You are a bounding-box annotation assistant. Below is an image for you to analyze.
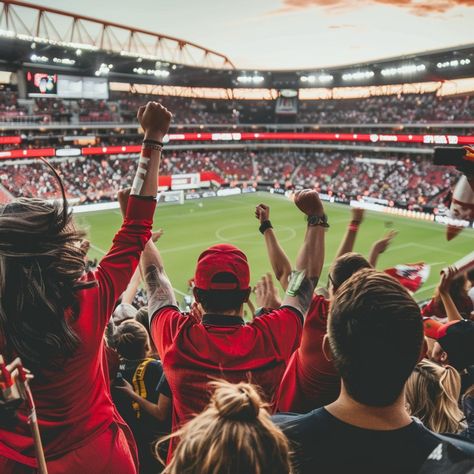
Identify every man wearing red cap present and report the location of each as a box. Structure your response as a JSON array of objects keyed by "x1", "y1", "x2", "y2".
[{"x1": 141, "y1": 190, "x2": 327, "y2": 443}]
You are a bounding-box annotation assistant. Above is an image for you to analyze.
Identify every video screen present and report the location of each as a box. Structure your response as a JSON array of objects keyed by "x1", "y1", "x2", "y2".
[{"x1": 26, "y1": 71, "x2": 58, "y2": 97}]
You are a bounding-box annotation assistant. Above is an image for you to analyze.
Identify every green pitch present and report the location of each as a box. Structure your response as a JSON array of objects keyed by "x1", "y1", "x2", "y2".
[{"x1": 76, "y1": 192, "x2": 474, "y2": 304}]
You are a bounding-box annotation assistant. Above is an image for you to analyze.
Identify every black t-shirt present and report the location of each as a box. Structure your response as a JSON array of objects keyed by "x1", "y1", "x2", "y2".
[
  {"x1": 276, "y1": 408, "x2": 440, "y2": 474},
  {"x1": 112, "y1": 358, "x2": 171, "y2": 473}
]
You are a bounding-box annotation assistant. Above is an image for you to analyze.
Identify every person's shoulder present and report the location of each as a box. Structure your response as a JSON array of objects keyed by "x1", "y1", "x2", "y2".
[{"x1": 275, "y1": 407, "x2": 329, "y2": 435}]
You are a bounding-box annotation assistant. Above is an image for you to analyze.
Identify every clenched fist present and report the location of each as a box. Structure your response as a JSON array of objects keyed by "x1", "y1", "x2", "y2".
[
  {"x1": 294, "y1": 189, "x2": 324, "y2": 217},
  {"x1": 137, "y1": 101, "x2": 172, "y2": 142},
  {"x1": 255, "y1": 204, "x2": 270, "y2": 223}
]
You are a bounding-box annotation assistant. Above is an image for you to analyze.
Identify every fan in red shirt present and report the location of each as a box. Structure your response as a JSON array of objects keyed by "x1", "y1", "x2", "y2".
[
  {"x1": 142, "y1": 189, "x2": 327, "y2": 456},
  {"x1": 0, "y1": 101, "x2": 172, "y2": 474},
  {"x1": 254, "y1": 204, "x2": 396, "y2": 413}
]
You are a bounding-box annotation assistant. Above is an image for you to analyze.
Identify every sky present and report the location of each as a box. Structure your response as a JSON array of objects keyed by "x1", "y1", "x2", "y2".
[{"x1": 25, "y1": 0, "x2": 474, "y2": 69}]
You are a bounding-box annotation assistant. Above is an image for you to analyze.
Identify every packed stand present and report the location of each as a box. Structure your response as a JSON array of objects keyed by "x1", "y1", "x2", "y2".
[
  {"x1": 1, "y1": 101, "x2": 473, "y2": 474},
  {"x1": 0, "y1": 150, "x2": 456, "y2": 210}
]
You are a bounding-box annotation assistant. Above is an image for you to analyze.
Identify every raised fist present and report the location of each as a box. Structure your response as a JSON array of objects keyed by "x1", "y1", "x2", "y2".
[
  {"x1": 351, "y1": 207, "x2": 365, "y2": 223},
  {"x1": 137, "y1": 101, "x2": 172, "y2": 141},
  {"x1": 255, "y1": 204, "x2": 270, "y2": 223},
  {"x1": 294, "y1": 189, "x2": 324, "y2": 217}
]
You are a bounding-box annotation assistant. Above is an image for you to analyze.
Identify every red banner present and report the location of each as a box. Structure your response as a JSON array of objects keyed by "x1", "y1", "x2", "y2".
[
  {"x1": 0, "y1": 136, "x2": 21, "y2": 145},
  {"x1": 1, "y1": 132, "x2": 474, "y2": 160}
]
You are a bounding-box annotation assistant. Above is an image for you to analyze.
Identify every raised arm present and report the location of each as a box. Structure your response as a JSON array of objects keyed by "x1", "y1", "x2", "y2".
[
  {"x1": 368, "y1": 230, "x2": 397, "y2": 268},
  {"x1": 255, "y1": 204, "x2": 292, "y2": 290},
  {"x1": 95, "y1": 102, "x2": 171, "y2": 322},
  {"x1": 438, "y1": 267, "x2": 463, "y2": 322},
  {"x1": 334, "y1": 207, "x2": 364, "y2": 260},
  {"x1": 282, "y1": 190, "x2": 326, "y2": 317}
]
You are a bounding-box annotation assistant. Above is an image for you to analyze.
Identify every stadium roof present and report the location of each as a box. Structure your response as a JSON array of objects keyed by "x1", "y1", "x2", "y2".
[{"x1": 0, "y1": 0, "x2": 473, "y2": 89}]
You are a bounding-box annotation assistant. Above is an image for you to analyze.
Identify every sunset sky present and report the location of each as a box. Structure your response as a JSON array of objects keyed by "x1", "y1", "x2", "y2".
[{"x1": 30, "y1": 0, "x2": 474, "y2": 69}]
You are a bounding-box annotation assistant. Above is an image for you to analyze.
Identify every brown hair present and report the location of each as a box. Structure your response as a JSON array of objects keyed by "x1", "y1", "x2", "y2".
[
  {"x1": 406, "y1": 359, "x2": 465, "y2": 434},
  {"x1": 329, "y1": 269, "x2": 423, "y2": 406},
  {"x1": 0, "y1": 161, "x2": 92, "y2": 370},
  {"x1": 329, "y1": 252, "x2": 372, "y2": 291},
  {"x1": 159, "y1": 381, "x2": 292, "y2": 474},
  {"x1": 114, "y1": 320, "x2": 150, "y2": 360}
]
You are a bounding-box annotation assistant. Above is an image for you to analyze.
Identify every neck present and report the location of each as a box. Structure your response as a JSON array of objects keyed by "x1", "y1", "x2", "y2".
[
  {"x1": 325, "y1": 382, "x2": 412, "y2": 430},
  {"x1": 206, "y1": 306, "x2": 243, "y2": 317}
]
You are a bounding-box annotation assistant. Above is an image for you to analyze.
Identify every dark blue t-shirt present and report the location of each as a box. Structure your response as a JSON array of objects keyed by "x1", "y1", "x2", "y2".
[{"x1": 276, "y1": 408, "x2": 440, "y2": 474}]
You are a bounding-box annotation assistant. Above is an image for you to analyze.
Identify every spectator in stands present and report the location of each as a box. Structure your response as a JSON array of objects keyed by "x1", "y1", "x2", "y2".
[
  {"x1": 255, "y1": 205, "x2": 393, "y2": 413},
  {"x1": 468, "y1": 269, "x2": 474, "y2": 307},
  {"x1": 406, "y1": 359, "x2": 465, "y2": 434},
  {"x1": 0, "y1": 101, "x2": 171, "y2": 473},
  {"x1": 142, "y1": 189, "x2": 326, "y2": 458},
  {"x1": 159, "y1": 381, "x2": 292, "y2": 474},
  {"x1": 113, "y1": 320, "x2": 171, "y2": 473},
  {"x1": 277, "y1": 269, "x2": 440, "y2": 474},
  {"x1": 423, "y1": 271, "x2": 474, "y2": 321}
]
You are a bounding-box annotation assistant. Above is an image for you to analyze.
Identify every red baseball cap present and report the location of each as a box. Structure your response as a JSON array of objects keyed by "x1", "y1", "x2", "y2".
[{"x1": 194, "y1": 244, "x2": 250, "y2": 291}]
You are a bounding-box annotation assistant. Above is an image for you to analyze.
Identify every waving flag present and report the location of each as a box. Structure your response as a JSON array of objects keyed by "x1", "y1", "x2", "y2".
[{"x1": 384, "y1": 263, "x2": 431, "y2": 293}]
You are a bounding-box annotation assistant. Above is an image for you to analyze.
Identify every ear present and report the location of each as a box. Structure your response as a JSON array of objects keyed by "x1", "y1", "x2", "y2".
[
  {"x1": 243, "y1": 288, "x2": 251, "y2": 303},
  {"x1": 322, "y1": 334, "x2": 333, "y2": 362},
  {"x1": 419, "y1": 337, "x2": 428, "y2": 362}
]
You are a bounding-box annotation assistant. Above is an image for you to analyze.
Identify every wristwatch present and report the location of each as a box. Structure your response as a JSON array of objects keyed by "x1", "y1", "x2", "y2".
[{"x1": 307, "y1": 214, "x2": 330, "y2": 228}]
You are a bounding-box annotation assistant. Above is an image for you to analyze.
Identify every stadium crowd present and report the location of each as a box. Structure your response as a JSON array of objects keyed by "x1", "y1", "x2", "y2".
[
  {"x1": 1, "y1": 87, "x2": 474, "y2": 124},
  {"x1": 0, "y1": 102, "x2": 473, "y2": 474},
  {"x1": 0, "y1": 150, "x2": 454, "y2": 211}
]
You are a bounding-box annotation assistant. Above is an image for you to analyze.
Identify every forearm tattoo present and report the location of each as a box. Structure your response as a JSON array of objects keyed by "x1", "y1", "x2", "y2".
[
  {"x1": 283, "y1": 270, "x2": 319, "y2": 316},
  {"x1": 146, "y1": 264, "x2": 177, "y2": 322}
]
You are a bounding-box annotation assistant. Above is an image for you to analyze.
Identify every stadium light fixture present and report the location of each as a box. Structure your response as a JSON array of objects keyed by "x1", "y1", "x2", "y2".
[
  {"x1": 237, "y1": 75, "x2": 265, "y2": 84},
  {"x1": 133, "y1": 67, "x2": 170, "y2": 78},
  {"x1": 30, "y1": 54, "x2": 49, "y2": 63},
  {"x1": 95, "y1": 63, "x2": 112, "y2": 76},
  {"x1": 437, "y1": 58, "x2": 471, "y2": 69},
  {"x1": 53, "y1": 57, "x2": 76, "y2": 65},
  {"x1": 342, "y1": 70, "x2": 375, "y2": 81},
  {"x1": 300, "y1": 74, "x2": 333, "y2": 84},
  {"x1": 381, "y1": 64, "x2": 426, "y2": 77}
]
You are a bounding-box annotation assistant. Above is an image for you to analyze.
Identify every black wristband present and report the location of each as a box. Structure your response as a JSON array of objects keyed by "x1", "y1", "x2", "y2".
[
  {"x1": 143, "y1": 138, "x2": 164, "y2": 147},
  {"x1": 259, "y1": 220, "x2": 273, "y2": 234}
]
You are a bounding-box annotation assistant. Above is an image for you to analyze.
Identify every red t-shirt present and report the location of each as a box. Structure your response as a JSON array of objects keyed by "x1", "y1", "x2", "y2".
[
  {"x1": 0, "y1": 196, "x2": 155, "y2": 467},
  {"x1": 151, "y1": 307, "x2": 303, "y2": 433},
  {"x1": 422, "y1": 296, "x2": 473, "y2": 320},
  {"x1": 275, "y1": 295, "x2": 340, "y2": 413}
]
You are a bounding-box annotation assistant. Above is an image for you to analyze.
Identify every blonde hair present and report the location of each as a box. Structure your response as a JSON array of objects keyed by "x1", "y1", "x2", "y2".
[
  {"x1": 158, "y1": 381, "x2": 292, "y2": 474},
  {"x1": 406, "y1": 359, "x2": 465, "y2": 433}
]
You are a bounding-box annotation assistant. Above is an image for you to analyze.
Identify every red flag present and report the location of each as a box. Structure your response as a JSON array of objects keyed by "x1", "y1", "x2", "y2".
[{"x1": 384, "y1": 263, "x2": 431, "y2": 293}]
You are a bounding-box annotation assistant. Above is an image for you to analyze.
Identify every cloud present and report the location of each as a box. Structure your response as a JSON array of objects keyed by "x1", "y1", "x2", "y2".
[
  {"x1": 278, "y1": 0, "x2": 474, "y2": 16},
  {"x1": 328, "y1": 23, "x2": 356, "y2": 29}
]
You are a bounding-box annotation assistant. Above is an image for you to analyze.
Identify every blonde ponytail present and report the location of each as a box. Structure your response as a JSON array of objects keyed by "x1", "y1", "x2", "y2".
[
  {"x1": 406, "y1": 359, "x2": 465, "y2": 434},
  {"x1": 157, "y1": 381, "x2": 292, "y2": 474}
]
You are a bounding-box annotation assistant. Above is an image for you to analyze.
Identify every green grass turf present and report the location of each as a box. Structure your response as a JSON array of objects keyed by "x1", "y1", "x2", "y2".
[{"x1": 75, "y1": 192, "x2": 474, "y2": 305}]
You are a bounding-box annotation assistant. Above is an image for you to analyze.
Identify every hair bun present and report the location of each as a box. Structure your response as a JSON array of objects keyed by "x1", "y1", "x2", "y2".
[{"x1": 212, "y1": 382, "x2": 261, "y2": 422}]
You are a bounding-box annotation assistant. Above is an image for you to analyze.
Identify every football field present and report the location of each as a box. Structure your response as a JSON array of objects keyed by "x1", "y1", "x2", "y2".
[{"x1": 76, "y1": 192, "x2": 474, "y2": 305}]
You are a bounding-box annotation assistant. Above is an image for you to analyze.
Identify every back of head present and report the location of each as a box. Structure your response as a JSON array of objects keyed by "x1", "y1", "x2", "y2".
[
  {"x1": 467, "y1": 268, "x2": 474, "y2": 284},
  {"x1": 162, "y1": 381, "x2": 292, "y2": 474},
  {"x1": 0, "y1": 196, "x2": 89, "y2": 370},
  {"x1": 328, "y1": 268, "x2": 423, "y2": 407},
  {"x1": 329, "y1": 252, "x2": 372, "y2": 292},
  {"x1": 193, "y1": 244, "x2": 251, "y2": 314},
  {"x1": 406, "y1": 359, "x2": 464, "y2": 434},
  {"x1": 114, "y1": 320, "x2": 150, "y2": 360}
]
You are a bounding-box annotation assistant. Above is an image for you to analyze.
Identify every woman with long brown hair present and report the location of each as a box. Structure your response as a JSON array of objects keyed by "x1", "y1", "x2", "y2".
[
  {"x1": 159, "y1": 381, "x2": 292, "y2": 474},
  {"x1": 406, "y1": 359, "x2": 466, "y2": 434},
  {"x1": 0, "y1": 101, "x2": 171, "y2": 473}
]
